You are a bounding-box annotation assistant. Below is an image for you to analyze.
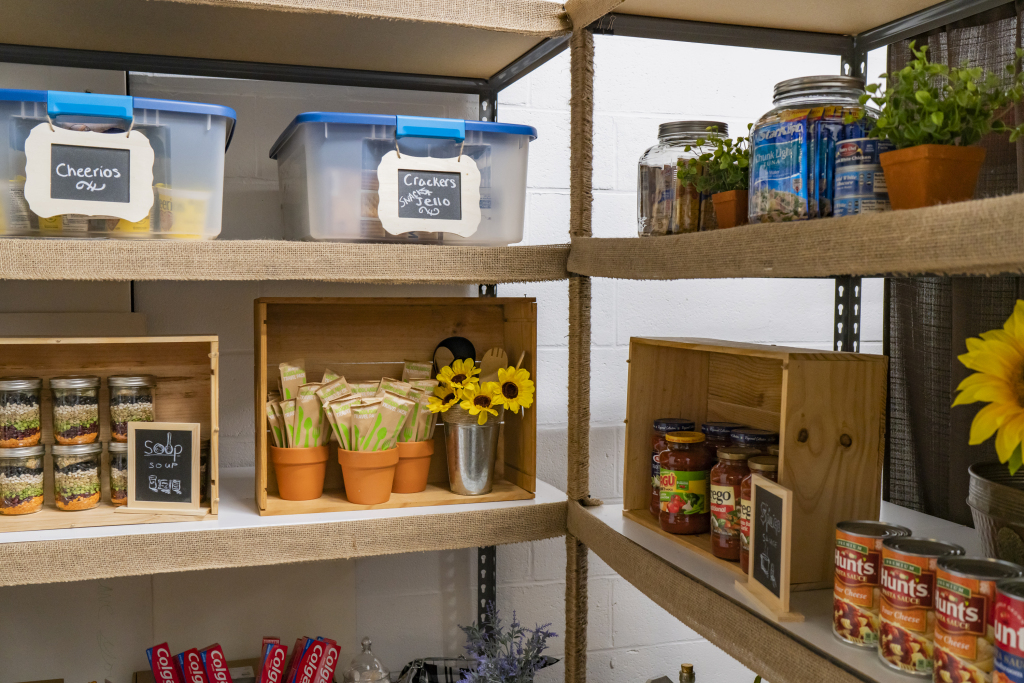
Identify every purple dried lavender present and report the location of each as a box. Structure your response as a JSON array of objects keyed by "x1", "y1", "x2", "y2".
[{"x1": 460, "y1": 603, "x2": 557, "y2": 683}]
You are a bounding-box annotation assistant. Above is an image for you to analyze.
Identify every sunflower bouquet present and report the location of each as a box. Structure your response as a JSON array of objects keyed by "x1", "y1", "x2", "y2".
[{"x1": 428, "y1": 357, "x2": 535, "y2": 425}]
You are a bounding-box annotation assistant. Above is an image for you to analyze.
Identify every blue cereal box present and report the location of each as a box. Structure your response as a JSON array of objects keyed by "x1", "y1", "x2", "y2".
[{"x1": 749, "y1": 110, "x2": 810, "y2": 223}]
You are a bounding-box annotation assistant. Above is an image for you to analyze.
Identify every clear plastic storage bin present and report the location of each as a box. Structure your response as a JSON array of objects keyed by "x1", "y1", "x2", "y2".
[
  {"x1": 270, "y1": 113, "x2": 536, "y2": 245},
  {"x1": 0, "y1": 89, "x2": 236, "y2": 239}
]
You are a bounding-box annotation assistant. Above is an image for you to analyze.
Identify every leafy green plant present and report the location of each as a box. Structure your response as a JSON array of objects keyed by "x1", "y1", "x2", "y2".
[
  {"x1": 853, "y1": 41, "x2": 1024, "y2": 148},
  {"x1": 676, "y1": 125, "x2": 752, "y2": 195}
]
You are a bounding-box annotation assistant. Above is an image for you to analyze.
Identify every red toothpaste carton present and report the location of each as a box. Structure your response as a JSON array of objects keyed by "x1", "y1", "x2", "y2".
[
  {"x1": 295, "y1": 639, "x2": 327, "y2": 683},
  {"x1": 313, "y1": 643, "x2": 341, "y2": 683},
  {"x1": 200, "y1": 644, "x2": 233, "y2": 683},
  {"x1": 258, "y1": 644, "x2": 288, "y2": 683},
  {"x1": 255, "y1": 639, "x2": 281, "y2": 681},
  {"x1": 177, "y1": 648, "x2": 209, "y2": 683},
  {"x1": 285, "y1": 638, "x2": 310, "y2": 683},
  {"x1": 148, "y1": 643, "x2": 185, "y2": 683}
]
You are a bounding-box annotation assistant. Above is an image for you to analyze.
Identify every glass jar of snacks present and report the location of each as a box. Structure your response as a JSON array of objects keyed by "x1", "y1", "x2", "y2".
[
  {"x1": 0, "y1": 377, "x2": 43, "y2": 447},
  {"x1": 740, "y1": 455, "x2": 779, "y2": 573},
  {"x1": 659, "y1": 431, "x2": 713, "y2": 535},
  {"x1": 638, "y1": 121, "x2": 729, "y2": 236},
  {"x1": 749, "y1": 76, "x2": 873, "y2": 223},
  {"x1": 108, "y1": 374, "x2": 156, "y2": 441},
  {"x1": 50, "y1": 375, "x2": 100, "y2": 445},
  {"x1": 710, "y1": 447, "x2": 758, "y2": 561},
  {"x1": 701, "y1": 422, "x2": 744, "y2": 458},
  {"x1": 52, "y1": 442, "x2": 102, "y2": 511},
  {"x1": 650, "y1": 418, "x2": 695, "y2": 518},
  {"x1": 0, "y1": 445, "x2": 45, "y2": 515},
  {"x1": 108, "y1": 441, "x2": 128, "y2": 506},
  {"x1": 730, "y1": 428, "x2": 779, "y2": 455}
]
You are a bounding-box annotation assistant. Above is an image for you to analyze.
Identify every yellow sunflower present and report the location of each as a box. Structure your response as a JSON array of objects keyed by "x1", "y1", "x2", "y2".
[
  {"x1": 460, "y1": 382, "x2": 501, "y2": 425},
  {"x1": 954, "y1": 300, "x2": 1024, "y2": 473},
  {"x1": 437, "y1": 358, "x2": 480, "y2": 390},
  {"x1": 492, "y1": 366, "x2": 535, "y2": 413},
  {"x1": 427, "y1": 385, "x2": 460, "y2": 413}
]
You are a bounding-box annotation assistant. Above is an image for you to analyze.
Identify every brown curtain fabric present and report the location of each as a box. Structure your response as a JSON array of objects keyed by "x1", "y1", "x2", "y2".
[{"x1": 885, "y1": 3, "x2": 1024, "y2": 525}]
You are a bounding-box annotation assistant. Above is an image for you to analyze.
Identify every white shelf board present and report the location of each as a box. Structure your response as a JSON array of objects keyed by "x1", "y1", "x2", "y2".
[{"x1": 576, "y1": 501, "x2": 983, "y2": 683}]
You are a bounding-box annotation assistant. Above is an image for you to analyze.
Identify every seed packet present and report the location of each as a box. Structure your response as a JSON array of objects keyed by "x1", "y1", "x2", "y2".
[
  {"x1": 377, "y1": 377, "x2": 412, "y2": 397},
  {"x1": 409, "y1": 379, "x2": 440, "y2": 392},
  {"x1": 278, "y1": 400, "x2": 297, "y2": 448},
  {"x1": 279, "y1": 359, "x2": 307, "y2": 400},
  {"x1": 326, "y1": 396, "x2": 361, "y2": 450},
  {"x1": 315, "y1": 378, "x2": 350, "y2": 405},
  {"x1": 293, "y1": 385, "x2": 324, "y2": 448},
  {"x1": 321, "y1": 367, "x2": 341, "y2": 384},
  {"x1": 266, "y1": 402, "x2": 284, "y2": 447},
  {"x1": 351, "y1": 404, "x2": 384, "y2": 452},
  {"x1": 372, "y1": 392, "x2": 415, "y2": 451},
  {"x1": 348, "y1": 381, "x2": 380, "y2": 399},
  {"x1": 405, "y1": 387, "x2": 437, "y2": 442},
  {"x1": 402, "y1": 361, "x2": 433, "y2": 382},
  {"x1": 749, "y1": 109, "x2": 810, "y2": 223}
]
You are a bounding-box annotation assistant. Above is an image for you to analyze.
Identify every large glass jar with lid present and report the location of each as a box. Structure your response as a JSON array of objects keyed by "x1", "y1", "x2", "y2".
[
  {"x1": 50, "y1": 375, "x2": 101, "y2": 445},
  {"x1": 748, "y1": 76, "x2": 874, "y2": 224},
  {"x1": 108, "y1": 374, "x2": 156, "y2": 442},
  {"x1": 52, "y1": 442, "x2": 102, "y2": 511},
  {"x1": 638, "y1": 120, "x2": 728, "y2": 236},
  {"x1": 0, "y1": 377, "x2": 42, "y2": 447},
  {"x1": 0, "y1": 445, "x2": 45, "y2": 514}
]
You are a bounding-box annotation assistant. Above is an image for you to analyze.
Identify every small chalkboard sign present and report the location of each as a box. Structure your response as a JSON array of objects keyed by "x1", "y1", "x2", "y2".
[
  {"x1": 126, "y1": 422, "x2": 201, "y2": 512},
  {"x1": 51, "y1": 143, "x2": 130, "y2": 203},
  {"x1": 397, "y1": 170, "x2": 461, "y2": 220},
  {"x1": 376, "y1": 150, "x2": 481, "y2": 238}
]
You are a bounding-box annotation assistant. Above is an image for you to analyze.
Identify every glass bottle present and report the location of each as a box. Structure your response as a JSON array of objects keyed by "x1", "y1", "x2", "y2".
[
  {"x1": 649, "y1": 418, "x2": 695, "y2": 518},
  {"x1": 740, "y1": 455, "x2": 779, "y2": 573},
  {"x1": 638, "y1": 121, "x2": 729, "y2": 236},
  {"x1": 659, "y1": 431, "x2": 713, "y2": 535},
  {"x1": 710, "y1": 447, "x2": 757, "y2": 560},
  {"x1": 52, "y1": 442, "x2": 102, "y2": 511},
  {"x1": 108, "y1": 374, "x2": 156, "y2": 442},
  {"x1": 50, "y1": 375, "x2": 101, "y2": 445},
  {"x1": 0, "y1": 377, "x2": 42, "y2": 447},
  {"x1": 342, "y1": 637, "x2": 389, "y2": 683},
  {"x1": 0, "y1": 444, "x2": 45, "y2": 514}
]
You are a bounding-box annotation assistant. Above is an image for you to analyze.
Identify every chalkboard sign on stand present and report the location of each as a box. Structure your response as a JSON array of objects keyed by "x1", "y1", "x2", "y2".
[
  {"x1": 734, "y1": 475, "x2": 803, "y2": 622},
  {"x1": 123, "y1": 422, "x2": 202, "y2": 513}
]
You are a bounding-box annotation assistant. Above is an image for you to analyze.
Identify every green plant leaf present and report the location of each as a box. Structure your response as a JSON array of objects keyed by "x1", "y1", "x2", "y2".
[{"x1": 1010, "y1": 444, "x2": 1023, "y2": 476}]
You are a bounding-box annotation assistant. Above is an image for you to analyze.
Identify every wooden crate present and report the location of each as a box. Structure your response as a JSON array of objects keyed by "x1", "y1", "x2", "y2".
[
  {"x1": 0, "y1": 336, "x2": 219, "y2": 532},
  {"x1": 623, "y1": 337, "x2": 887, "y2": 590},
  {"x1": 254, "y1": 297, "x2": 537, "y2": 515}
]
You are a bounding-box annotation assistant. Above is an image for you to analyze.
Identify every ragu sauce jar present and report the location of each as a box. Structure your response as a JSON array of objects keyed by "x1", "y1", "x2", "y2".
[
  {"x1": 658, "y1": 431, "x2": 713, "y2": 535},
  {"x1": 649, "y1": 418, "x2": 695, "y2": 519},
  {"x1": 994, "y1": 577, "x2": 1024, "y2": 683},
  {"x1": 740, "y1": 456, "x2": 779, "y2": 573},
  {"x1": 709, "y1": 446, "x2": 758, "y2": 561},
  {"x1": 934, "y1": 557, "x2": 1024, "y2": 683},
  {"x1": 833, "y1": 521, "x2": 911, "y2": 647},
  {"x1": 879, "y1": 537, "x2": 965, "y2": 676},
  {"x1": 701, "y1": 422, "x2": 744, "y2": 457}
]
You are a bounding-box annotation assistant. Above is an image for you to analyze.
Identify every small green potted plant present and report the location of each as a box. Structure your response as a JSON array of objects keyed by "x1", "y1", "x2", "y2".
[
  {"x1": 677, "y1": 125, "x2": 752, "y2": 228},
  {"x1": 854, "y1": 41, "x2": 1024, "y2": 210}
]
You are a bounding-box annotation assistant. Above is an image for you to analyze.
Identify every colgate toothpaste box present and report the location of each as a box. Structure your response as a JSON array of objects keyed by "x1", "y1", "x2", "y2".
[
  {"x1": 258, "y1": 644, "x2": 288, "y2": 683},
  {"x1": 147, "y1": 643, "x2": 184, "y2": 683},
  {"x1": 313, "y1": 643, "x2": 341, "y2": 683},
  {"x1": 284, "y1": 638, "x2": 311, "y2": 683},
  {"x1": 255, "y1": 639, "x2": 281, "y2": 681},
  {"x1": 199, "y1": 644, "x2": 232, "y2": 683},
  {"x1": 295, "y1": 640, "x2": 327, "y2": 683},
  {"x1": 176, "y1": 649, "x2": 209, "y2": 683}
]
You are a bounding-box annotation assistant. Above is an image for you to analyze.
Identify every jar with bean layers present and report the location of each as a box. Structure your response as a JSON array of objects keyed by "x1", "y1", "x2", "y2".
[
  {"x1": 0, "y1": 445, "x2": 45, "y2": 514},
  {"x1": 0, "y1": 377, "x2": 42, "y2": 447},
  {"x1": 108, "y1": 374, "x2": 156, "y2": 442},
  {"x1": 650, "y1": 418, "x2": 696, "y2": 518},
  {"x1": 52, "y1": 442, "x2": 102, "y2": 511},
  {"x1": 108, "y1": 441, "x2": 128, "y2": 506},
  {"x1": 50, "y1": 375, "x2": 100, "y2": 445}
]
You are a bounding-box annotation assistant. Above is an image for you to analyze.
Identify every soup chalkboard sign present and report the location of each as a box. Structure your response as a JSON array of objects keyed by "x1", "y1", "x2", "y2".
[
  {"x1": 735, "y1": 475, "x2": 801, "y2": 621},
  {"x1": 127, "y1": 422, "x2": 201, "y2": 511}
]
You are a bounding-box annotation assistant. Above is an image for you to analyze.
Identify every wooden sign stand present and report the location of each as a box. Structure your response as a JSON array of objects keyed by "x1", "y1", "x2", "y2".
[
  {"x1": 115, "y1": 421, "x2": 204, "y2": 516},
  {"x1": 735, "y1": 475, "x2": 804, "y2": 623}
]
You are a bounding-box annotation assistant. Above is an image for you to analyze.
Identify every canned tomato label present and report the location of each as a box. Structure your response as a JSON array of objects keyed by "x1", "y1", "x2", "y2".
[
  {"x1": 833, "y1": 521, "x2": 910, "y2": 647},
  {"x1": 879, "y1": 538, "x2": 965, "y2": 676},
  {"x1": 934, "y1": 558, "x2": 1023, "y2": 683},
  {"x1": 995, "y1": 578, "x2": 1024, "y2": 683}
]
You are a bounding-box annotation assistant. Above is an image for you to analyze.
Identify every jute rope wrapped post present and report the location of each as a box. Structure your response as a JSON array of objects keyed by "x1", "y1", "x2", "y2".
[{"x1": 566, "y1": 25, "x2": 594, "y2": 683}]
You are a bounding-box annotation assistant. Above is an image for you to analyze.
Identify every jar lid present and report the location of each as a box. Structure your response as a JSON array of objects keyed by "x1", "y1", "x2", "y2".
[
  {"x1": 52, "y1": 443, "x2": 102, "y2": 456},
  {"x1": 717, "y1": 446, "x2": 759, "y2": 461},
  {"x1": 0, "y1": 376, "x2": 42, "y2": 390},
  {"x1": 701, "y1": 422, "x2": 744, "y2": 436},
  {"x1": 773, "y1": 75, "x2": 865, "y2": 100},
  {"x1": 342, "y1": 637, "x2": 389, "y2": 683},
  {"x1": 767, "y1": 445, "x2": 779, "y2": 457},
  {"x1": 748, "y1": 455, "x2": 779, "y2": 472},
  {"x1": 0, "y1": 445, "x2": 44, "y2": 458},
  {"x1": 731, "y1": 428, "x2": 779, "y2": 445},
  {"x1": 658, "y1": 120, "x2": 728, "y2": 139},
  {"x1": 107, "y1": 441, "x2": 128, "y2": 452},
  {"x1": 653, "y1": 417, "x2": 695, "y2": 433},
  {"x1": 666, "y1": 431, "x2": 705, "y2": 444},
  {"x1": 107, "y1": 374, "x2": 157, "y2": 387},
  {"x1": 50, "y1": 375, "x2": 100, "y2": 389}
]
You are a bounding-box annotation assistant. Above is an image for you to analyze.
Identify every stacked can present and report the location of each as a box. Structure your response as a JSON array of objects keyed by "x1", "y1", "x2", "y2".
[
  {"x1": 834, "y1": 138, "x2": 894, "y2": 217},
  {"x1": 995, "y1": 578, "x2": 1024, "y2": 683}
]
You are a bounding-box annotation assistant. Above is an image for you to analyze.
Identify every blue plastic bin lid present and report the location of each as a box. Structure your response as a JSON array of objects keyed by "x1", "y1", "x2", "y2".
[
  {"x1": 0, "y1": 89, "x2": 237, "y2": 150},
  {"x1": 269, "y1": 112, "x2": 538, "y2": 160}
]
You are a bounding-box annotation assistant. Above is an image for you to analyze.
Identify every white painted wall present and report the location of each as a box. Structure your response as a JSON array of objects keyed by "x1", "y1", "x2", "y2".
[{"x1": 0, "y1": 37, "x2": 887, "y2": 683}]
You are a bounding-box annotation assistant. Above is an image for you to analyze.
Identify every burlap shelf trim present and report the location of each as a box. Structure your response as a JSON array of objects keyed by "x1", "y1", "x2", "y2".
[
  {"x1": 163, "y1": 0, "x2": 572, "y2": 35},
  {"x1": 0, "y1": 501, "x2": 567, "y2": 587},
  {"x1": 567, "y1": 503, "x2": 866, "y2": 683},
  {"x1": 0, "y1": 240, "x2": 570, "y2": 283},
  {"x1": 568, "y1": 192, "x2": 1024, "y2": 279}
]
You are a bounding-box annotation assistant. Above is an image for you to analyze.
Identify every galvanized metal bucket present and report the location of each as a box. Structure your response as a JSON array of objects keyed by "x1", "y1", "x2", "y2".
[
  {"x1": 968, "y1": 462, "x2": 1024, "y2": 565},
  {"x1": 443, "y1": 406, "x2": 502, "y2": 496}
]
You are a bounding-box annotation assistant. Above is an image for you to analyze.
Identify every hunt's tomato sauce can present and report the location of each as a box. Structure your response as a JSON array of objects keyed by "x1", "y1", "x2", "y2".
[
  {"x1": 994, "y1": 578, "x2": 1024, "y2": 683},
  {"x1": 934, "y1": 558, "x2": 1023, "y2": 683},
  {"x1": 878, "y1": 538, "x2": 965, "y2": 676},
  {"x1": 833, "y1": 520, "x2": 911, "y2": 647}
]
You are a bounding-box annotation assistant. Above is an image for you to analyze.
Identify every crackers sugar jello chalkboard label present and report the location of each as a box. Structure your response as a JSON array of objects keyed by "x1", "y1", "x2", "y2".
[
  {"x1": 397, "y1": 170, "x2": 461, "y2": 220},
  {"x1": 376, "y1": 151, "x2": 481, "y2": 238},
  {"x1": 127, "y1": 422, "x2": 200, "y2": 510}
]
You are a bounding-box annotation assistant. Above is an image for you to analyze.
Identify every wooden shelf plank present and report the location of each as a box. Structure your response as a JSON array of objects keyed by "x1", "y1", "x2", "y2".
[
  {"x1": 568, "y1": 500, "x2": 983, "y2": 683},
  {"x1": 262, "y1": 481, "x2": 534, "y2": 515},
  {"x1": 0, "y1": 468, "x2": 567, "y2": 587},
  {"x1": 568, "y1": 193, "x2": 1024, "y2": 280},
  {"x1": 0, "y1": 240, "x2": 569, "y2": 284}
]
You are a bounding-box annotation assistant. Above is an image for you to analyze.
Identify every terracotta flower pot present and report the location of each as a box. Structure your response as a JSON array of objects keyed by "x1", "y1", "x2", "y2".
[
  {"x1": 880, "y1": 144, "x2": 986, "y2": 210},
  {"x1": 711, "y1": 189, "x2": 749, "y2": 228},
  {"x1": 270, "y1": 445, "x2": 328, "y2": 501},
  {"x1": 394, "y1": 440, "x2": 434, "y2": 494},
  {"x1": 338, "y1": 448, "x2": 399, "y2": 505}
]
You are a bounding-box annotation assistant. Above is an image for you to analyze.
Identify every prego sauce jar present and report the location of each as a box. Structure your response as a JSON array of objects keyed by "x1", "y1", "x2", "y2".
[
  {"x1": 50, "y1": 375, "x2": 100, "y2": 445},
  {"x1": 650, "y1": 418, "x2": 695, "y2": 518},
  {"x1": 0, "y1": 377, "x2": 42, "y2": 448},
  {"x1": 659, "y1": 431, "x2": 713, "y2": 535},
  {"x1": 701, "y1": 422, "x2": 744, "y2": 458},
  {"x1": 108, "y1": 375, "x2": 156, "y2": 442},
  {"x1": 740, "y1": 455, "x2": 779, "y2": 573},
  {"x1": 710, "y1": 447, "x2": 757, "y2": 561}
]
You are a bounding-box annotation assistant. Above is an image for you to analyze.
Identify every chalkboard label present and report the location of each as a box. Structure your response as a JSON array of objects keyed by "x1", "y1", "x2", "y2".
[
  {"x1": 51, "y1": 143, "x2": 130, "y2": 203},
  {"x1": 751, "y1": 485, "x2": 784, "y2": 597},
  {"x1": 741, "y1": 475, "x2": 795, "y2": 617},
  {"x1": 127, "y1": 422, "x2": 201, "y2": 510},
  {"x1": 398, "y1": 170, "x2": 461, "y2": 220}
]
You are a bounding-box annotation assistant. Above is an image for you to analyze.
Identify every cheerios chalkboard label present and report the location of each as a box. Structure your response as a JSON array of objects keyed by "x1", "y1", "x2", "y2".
[
  {"x1": 397, "y1": 170, "x2": 462, "y2": 220},
  {"x1": 50, "y1": 144, "x2": 130, "y2": 203}
]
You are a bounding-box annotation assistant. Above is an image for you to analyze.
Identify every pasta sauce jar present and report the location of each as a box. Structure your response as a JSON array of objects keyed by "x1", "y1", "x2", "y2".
[
  {"x1": 934, "y1": 557, "x2": 1023, "y2": 683},
  {"x1": 740, "y1": 455, "x2": 779, "y2": 573},
  {"x1": 833, "y1": 520, "x2": 911, "y2": 647},
  {"x1": 701, "y1": 422, "x2": 744, "y2": 458},
  {"x1": 709, "y1": 447, "x2": 757, "y2": 561},
  {"x1": 649, "y1": 418, "x2": 695, "y2": 518},
  {"x1": 659, "y1": 431, "x2": 712, "y2": 535},
  {"x1": 730, "y1": 428, "x2": 779, "y2": 455},
  {"x1": 879, "y1": 537, "x2": 965, "y2": 676},
  {"x1": 994, "y1": 577, "x2": 1024, "y2": 683}
]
